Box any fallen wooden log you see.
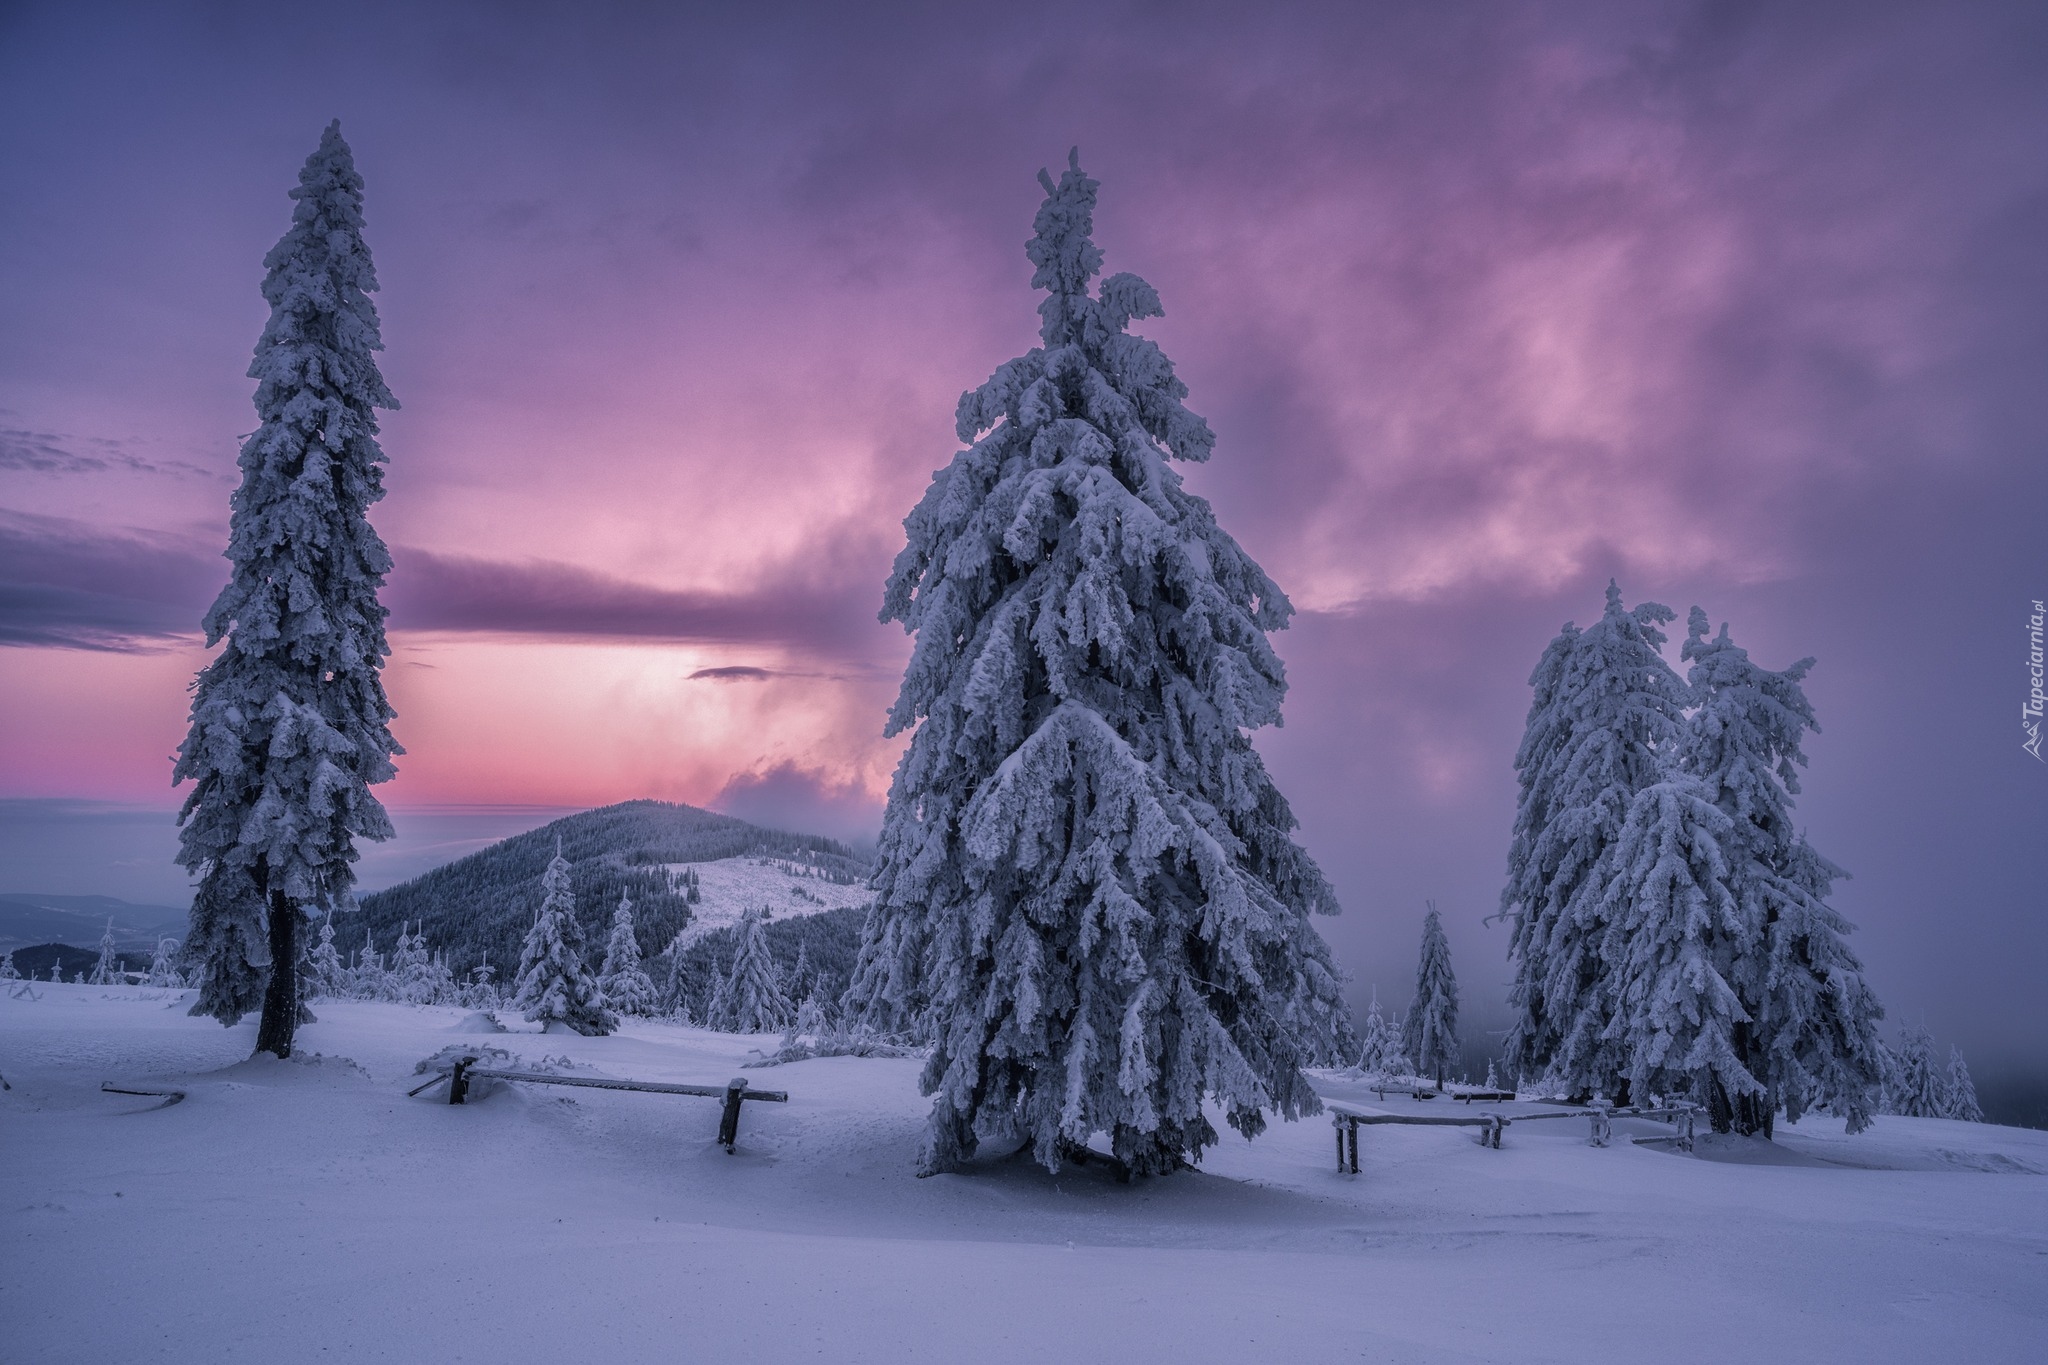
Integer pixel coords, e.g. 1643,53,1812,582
101,1082,186,1111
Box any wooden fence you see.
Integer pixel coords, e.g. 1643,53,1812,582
1330,1101,1701,1172
421,1056,789,1153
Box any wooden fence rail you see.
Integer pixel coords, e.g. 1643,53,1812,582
1329,1109,1509,1173
1330,1101,1701,1171
429,1056,789,1154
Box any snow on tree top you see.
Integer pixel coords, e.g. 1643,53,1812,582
661,856,874,952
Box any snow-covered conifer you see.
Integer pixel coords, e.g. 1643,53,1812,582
182,864,268,1022
597,892,659,1017
0,950,18,982
462,954,500,1011
1400,905,1461,1086
148,938,184,989
1888,1025,1946,1117
1354,997,1405,1076
708,909,791,1034
353,935,387,999
89,919,121,986
1590,774,1760,1113
658,929,694,1018
1501,583,1684,1101
844,152,1349,1177
388,923,429,1002
171,122,401,1056
1678,610,1885,1134
1943,1046,1983,1123
511,844,613,1035
306,914,347,998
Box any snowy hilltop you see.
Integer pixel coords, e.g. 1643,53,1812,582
354,800,868,981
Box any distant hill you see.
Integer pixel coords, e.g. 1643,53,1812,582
353,800,873,983
0,893,188,953
6,942,149,982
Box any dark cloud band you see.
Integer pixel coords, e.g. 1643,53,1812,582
0,513,885,655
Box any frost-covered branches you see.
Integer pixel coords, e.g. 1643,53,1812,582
1502,588,1887,1133
511,844,614,1036
845,152,1350,1177
1503,583,1684,1099
1401,906,1461,1086
598,892,659,1018
171,122,401,1057
706,909,793,1033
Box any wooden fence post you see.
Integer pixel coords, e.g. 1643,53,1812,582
448,1056,474,1105
717,1077,747,1153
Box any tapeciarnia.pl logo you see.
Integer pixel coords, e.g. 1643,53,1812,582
2027,598,2045,761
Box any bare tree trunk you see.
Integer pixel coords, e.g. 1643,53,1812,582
254,886,300,1058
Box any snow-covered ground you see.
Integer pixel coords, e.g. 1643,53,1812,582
660,855,872,948
4,985,2044,1363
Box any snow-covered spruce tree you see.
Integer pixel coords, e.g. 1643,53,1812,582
148,938,183,989
306,913,348,999
844,153,1350,1177
788,942,812,1001
511,844,614,1036
1678,610,1885,1134
1586,773,1758,1112
1400,904,1461,1086
462,955,500,1012
1943,1046,1983,1123
1500,583,1684,1103
0,950,18,982
171,122,401,1057
89,919,121,986
353,935,387,999
708,909,792,1033
1888,1025,1946,1117
1354,997,1405,1077
658,929,695,1020
389,922,430,1003
598,892,659,1018
181,863,268,1022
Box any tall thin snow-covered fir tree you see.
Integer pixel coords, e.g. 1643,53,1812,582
1677,610,1885,1135
171,122,401,1057
511,844,614,1036
708,909,793,1034
1500,583,1684,1102
1400,906,1462,1086
598,892,659,1017
1,950,18,983
843,152,1351,1177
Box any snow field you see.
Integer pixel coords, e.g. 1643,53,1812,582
660,855,873,949
4,986,2046,1363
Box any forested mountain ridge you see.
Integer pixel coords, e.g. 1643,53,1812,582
354,800,871,983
